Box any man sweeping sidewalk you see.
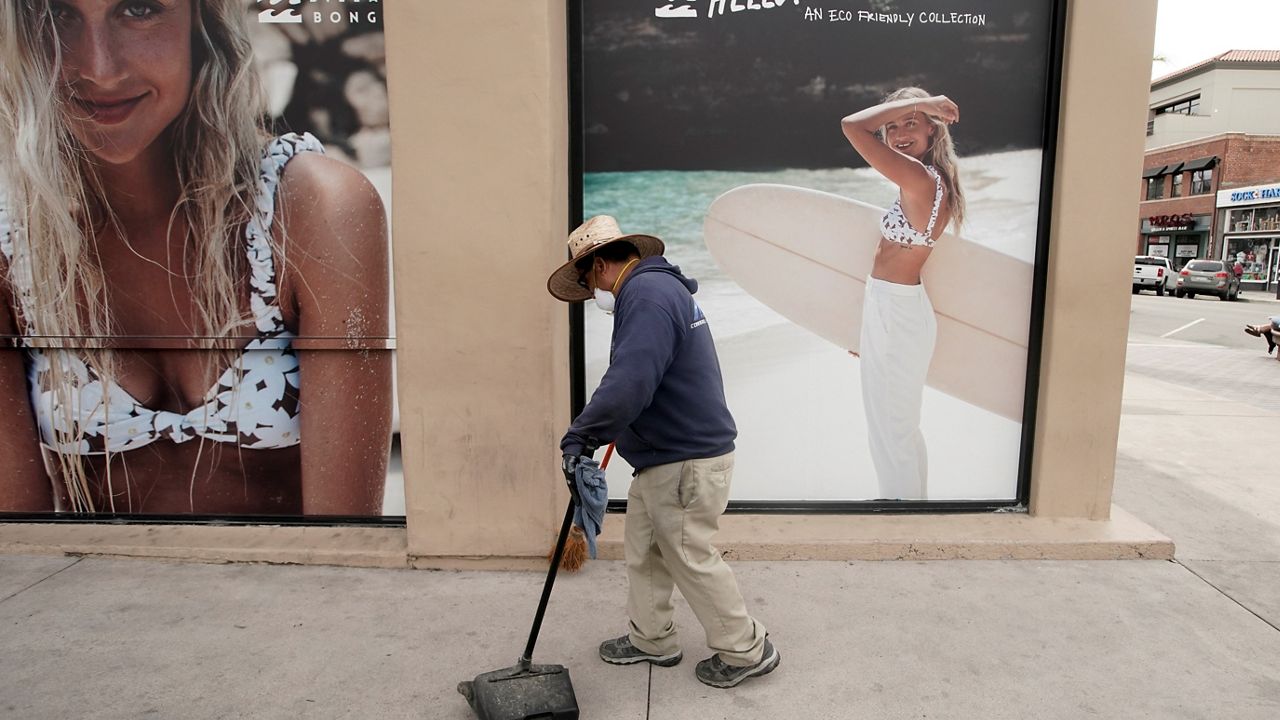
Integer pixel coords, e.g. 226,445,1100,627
547,215,780,689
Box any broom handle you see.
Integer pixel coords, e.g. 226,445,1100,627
520,499,575,669
521,443,614,668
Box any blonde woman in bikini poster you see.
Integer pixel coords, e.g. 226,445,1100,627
0,1,395,516
841,89,964,500
577,0,1058,503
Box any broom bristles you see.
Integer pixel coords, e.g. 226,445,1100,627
552,443,611,572
552,524,589,572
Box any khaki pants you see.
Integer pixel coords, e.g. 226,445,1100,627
624,451,767,666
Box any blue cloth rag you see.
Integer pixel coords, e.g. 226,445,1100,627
572,457,608,559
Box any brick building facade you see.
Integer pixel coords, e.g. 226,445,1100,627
1139,134,1280,289
1138,136,1224,269
1140,51,1280,291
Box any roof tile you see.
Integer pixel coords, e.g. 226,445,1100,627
1153,49,1280,85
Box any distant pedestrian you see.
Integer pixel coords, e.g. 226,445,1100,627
1244,317,1280,359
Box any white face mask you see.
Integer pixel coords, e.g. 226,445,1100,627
594,287,616,314
590,256,637,315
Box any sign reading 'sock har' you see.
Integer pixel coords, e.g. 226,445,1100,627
577,0,1065,506
1220,185,1280,207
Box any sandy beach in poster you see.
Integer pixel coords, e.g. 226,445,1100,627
584,149,1042,502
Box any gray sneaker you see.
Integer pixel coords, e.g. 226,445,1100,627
695,638,780,688
598,635,683,667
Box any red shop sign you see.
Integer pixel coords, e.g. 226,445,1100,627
1149,213,1195,231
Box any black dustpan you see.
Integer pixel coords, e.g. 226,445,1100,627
458,496,582,719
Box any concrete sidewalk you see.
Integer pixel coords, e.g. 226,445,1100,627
3,360,1280,719
2,553,1278,719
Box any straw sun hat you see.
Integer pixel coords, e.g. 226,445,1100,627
547,215,665,302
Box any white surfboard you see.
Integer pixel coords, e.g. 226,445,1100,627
703,183,1033,422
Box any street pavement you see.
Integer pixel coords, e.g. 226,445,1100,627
1128,287,1280,350
2,294,1280,718
1128,291,1280,414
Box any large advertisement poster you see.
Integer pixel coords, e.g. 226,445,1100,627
0,1,401,517
578,0,1061,503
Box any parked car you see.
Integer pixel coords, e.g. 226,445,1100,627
1133,255,1175,296
1175,259,1240,300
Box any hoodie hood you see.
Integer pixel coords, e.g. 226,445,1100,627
559,252,735,468
624,256,698,295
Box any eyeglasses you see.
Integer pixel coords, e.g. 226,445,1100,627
575,264,591,290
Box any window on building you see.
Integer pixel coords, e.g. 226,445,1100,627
1171,173,1183,198
1154,95,1201,117
1192,168,1213,194
1146,176,1164,200
1257,207,1280,232
1226,237,1270,282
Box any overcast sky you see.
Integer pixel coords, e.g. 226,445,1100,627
1153,0,1280,79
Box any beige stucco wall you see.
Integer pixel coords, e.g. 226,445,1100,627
385,0,572,559
1029,0,1158,520
0,0,1169,566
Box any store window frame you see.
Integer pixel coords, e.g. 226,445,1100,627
1231,206,1280,233
1232,208,1253,233
568,0,1069,514
1225,236,1274,284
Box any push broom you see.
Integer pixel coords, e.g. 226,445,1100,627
457,442,609,719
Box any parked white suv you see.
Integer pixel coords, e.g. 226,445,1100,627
1133,255,1174,297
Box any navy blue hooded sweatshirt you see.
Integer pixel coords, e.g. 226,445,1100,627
561,256,737,469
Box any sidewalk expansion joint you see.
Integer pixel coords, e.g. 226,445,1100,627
1176,559,1280,635
646,664,653,720
0,556,84,606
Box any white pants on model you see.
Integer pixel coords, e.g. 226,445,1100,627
860,277,937,500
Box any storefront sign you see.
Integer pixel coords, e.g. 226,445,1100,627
1148,213,1194,231
1218,183,1280,208
1176,244,1198,258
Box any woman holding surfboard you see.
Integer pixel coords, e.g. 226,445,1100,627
841,88,966,500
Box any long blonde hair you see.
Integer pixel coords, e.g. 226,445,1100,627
0,0,269,511
882,86,966,230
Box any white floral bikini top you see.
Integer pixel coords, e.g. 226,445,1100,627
880,165,944,248
0,133,322,456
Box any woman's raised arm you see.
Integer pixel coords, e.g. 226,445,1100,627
841,95,958,197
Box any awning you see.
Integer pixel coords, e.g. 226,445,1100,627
1181,156,1218,172
1142,165,1167,178
1164,162,1184,174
